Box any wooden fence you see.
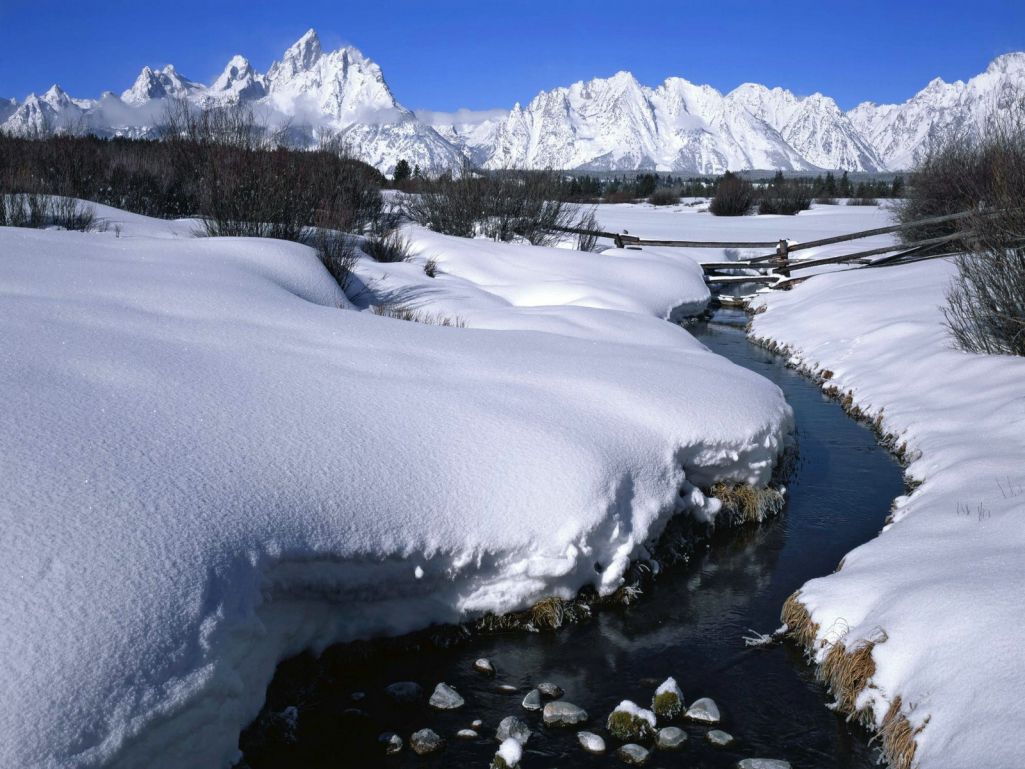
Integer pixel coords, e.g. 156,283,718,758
550,210,990,291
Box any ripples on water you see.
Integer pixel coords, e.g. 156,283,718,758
239,313,905,769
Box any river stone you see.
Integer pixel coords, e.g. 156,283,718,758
652,676,685,719
472,719,484,729
496,715,531,744
384,681,422,703
350,691,366,702
497,684,518,694
616,743,650,765
708,729,735,746
522,688,542,711
685,696,721,724
606,701,657,742
491,738,523,769
429,682,465,710
656,726,688,749
410,728,445,755
543,701,589,727
474,658,496,677
537,681,564,699
577,731,606,754
456,728,479,739
737,761,791,769
378,732,403,755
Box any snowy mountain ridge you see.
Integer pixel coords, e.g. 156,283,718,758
2,30,1023,174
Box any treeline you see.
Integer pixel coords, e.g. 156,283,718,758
403,163,597,250
707,170,905,216
1,103,386,287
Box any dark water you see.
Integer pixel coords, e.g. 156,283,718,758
239,312,905,769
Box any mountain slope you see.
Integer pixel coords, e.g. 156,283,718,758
2,37,1023,173
849,52,1025,169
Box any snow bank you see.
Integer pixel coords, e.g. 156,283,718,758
350,224,711,344
751,259,1025,769
0,210,790,769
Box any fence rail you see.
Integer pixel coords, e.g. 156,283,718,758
546,208,992,292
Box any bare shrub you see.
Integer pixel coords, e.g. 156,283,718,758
647,188,680,206
0,193,94,231
896,122,996,242
363,229,412,263
709,172,755,216
49,197,96,231
574,209,599,252
758,175,812,215
815,196,839,205
404,164,595,247
372,302,465,327
314,232,360,293
846,197,878,206
930,104,1025,355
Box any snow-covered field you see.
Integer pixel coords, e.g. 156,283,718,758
750,259,1025,769
0,205,792,768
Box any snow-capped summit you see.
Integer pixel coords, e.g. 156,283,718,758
121,65,200,105
269,28,323,80
849,52,1025,169
2,41,1022,173
266,33,398,121
208,55,267,102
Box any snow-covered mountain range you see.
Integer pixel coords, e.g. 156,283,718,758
3,30,1023,175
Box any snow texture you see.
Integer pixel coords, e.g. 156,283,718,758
0,203,790,768
752,256,1025,769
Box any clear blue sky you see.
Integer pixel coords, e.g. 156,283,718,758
1,0,1023,110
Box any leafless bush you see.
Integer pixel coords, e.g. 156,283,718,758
897,125,995,242
49,197,96,230
314,231,360,293
363,229,412,263
846,197,878,206
709,172,755,216
758,176,812,215
815,196,839,205
404,164,595,247
575,209,599,252
0,193,94,230
372,302,466,327
935,103,1025,355
648,188,680,206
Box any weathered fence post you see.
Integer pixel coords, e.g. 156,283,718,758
777,239,790,278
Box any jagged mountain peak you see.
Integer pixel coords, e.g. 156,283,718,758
987,51,1025,74
3,43,1022,175
269,28,324,79
209,55,266,101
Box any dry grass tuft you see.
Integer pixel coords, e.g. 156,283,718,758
530,597,566,629
372,303,466,327
711,482,785,525
781,591,819,650
820,636,880,718
880,697,922,769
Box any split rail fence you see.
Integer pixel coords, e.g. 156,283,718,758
548,209,988,296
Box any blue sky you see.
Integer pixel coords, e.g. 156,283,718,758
1,0,1023,110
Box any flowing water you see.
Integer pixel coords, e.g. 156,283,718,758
239,311,905,769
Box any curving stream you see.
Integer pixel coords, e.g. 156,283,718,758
238,311,905,768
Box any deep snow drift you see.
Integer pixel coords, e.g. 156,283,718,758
0,207,792,768
751,259,1025,769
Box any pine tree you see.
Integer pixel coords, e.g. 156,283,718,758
393,159,411,184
